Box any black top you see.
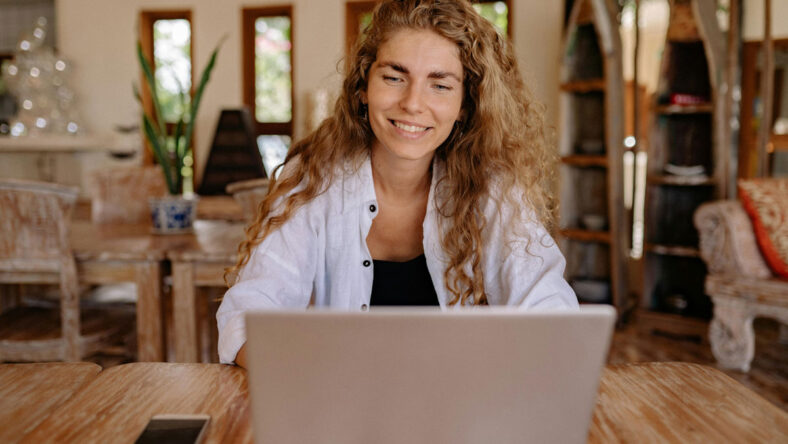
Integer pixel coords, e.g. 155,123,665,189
370,254,439,306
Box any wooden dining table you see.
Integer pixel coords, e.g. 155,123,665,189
0,362,101,443
167,220,244,362
70,219,244,362
9,361,788,443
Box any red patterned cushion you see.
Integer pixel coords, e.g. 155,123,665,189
738,178,788,278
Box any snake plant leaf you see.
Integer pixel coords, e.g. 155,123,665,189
132,83,142,104
143,114,176,194
172,76,188,165
183,39,223,156
136,37,222,195
136,42,167,137
173,118,185,193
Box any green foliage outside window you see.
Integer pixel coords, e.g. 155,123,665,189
473,1,508,36
255,16,292,123
356,2,507,43
359,12,373,35
153,19,191,123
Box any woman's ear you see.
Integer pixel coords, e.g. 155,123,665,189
360,90,368,105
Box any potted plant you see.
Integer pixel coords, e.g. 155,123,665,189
134,40,221,233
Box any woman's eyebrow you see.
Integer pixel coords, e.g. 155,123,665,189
428,71,461,82
378,61,408,74
377,61,461,82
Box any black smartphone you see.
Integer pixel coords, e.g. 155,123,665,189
134,414,211,444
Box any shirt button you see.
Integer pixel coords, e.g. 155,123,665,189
369,204,376,213
361,304,368,311
362,260,371,267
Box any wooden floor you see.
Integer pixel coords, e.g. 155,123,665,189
84,315,788,412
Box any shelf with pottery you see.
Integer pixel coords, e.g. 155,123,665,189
654,103,714,115
644,243,700,258
637,0,726,333
646,173,716,186
557,0,626,310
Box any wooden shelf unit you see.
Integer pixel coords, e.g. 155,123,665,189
655,103,714,114
646,174,715,186
557,0,627,311
644,243,701,258
639,0,726,330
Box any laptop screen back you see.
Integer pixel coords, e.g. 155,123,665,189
246,306,615,444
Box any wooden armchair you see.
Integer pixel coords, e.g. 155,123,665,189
0,180,121,361
694,200,788,372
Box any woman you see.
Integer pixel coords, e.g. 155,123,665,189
218,0,578,367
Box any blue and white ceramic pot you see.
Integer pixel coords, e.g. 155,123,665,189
148,195,198,234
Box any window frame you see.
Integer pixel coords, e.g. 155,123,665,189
344,0,513,55
345,1,378,55
242,5,295,138
139,9,195,165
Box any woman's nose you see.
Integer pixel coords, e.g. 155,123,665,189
399,84,425,114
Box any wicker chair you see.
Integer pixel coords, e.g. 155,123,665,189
694,200,788,372
0,179,122,361
88,166,167,224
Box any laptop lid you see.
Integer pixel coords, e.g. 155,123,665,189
246,305,615,444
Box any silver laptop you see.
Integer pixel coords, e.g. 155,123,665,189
245,305,615,444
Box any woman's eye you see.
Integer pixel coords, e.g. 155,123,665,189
383,75,401,83
434,84,452,91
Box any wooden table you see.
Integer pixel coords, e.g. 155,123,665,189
16,362,788,443
168,220,244,362
72,222,179,361
589,362,788,442
71,220,243,363
19,363,250,443
0,362,101,443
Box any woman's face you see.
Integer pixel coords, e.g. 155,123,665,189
363,28,464,165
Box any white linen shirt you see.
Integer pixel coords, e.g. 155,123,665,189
217,156,578,363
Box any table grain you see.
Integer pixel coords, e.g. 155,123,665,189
0,363,101,443
16,362,788,443
20,363,250,444
589,362,788,443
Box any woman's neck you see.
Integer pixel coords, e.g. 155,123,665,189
370,146,433,203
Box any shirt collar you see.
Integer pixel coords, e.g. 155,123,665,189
340,153,444,215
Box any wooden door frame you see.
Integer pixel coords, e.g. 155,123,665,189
139,10,195,166
241,5,295,138
738,38,788,178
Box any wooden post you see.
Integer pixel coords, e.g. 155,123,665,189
724,0,740,195
757,0,774,177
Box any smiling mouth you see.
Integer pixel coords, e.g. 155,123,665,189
391,120,430,133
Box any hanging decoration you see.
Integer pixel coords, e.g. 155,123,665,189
0,17,82,137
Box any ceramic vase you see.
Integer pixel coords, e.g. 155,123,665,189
148,195,198,234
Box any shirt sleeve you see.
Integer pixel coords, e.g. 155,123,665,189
482,192,579,310
216,203,318,364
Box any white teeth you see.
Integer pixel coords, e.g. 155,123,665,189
393,121,427,133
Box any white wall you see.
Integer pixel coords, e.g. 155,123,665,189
54,0,563,184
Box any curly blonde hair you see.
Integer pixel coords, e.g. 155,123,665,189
227,0,557,306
